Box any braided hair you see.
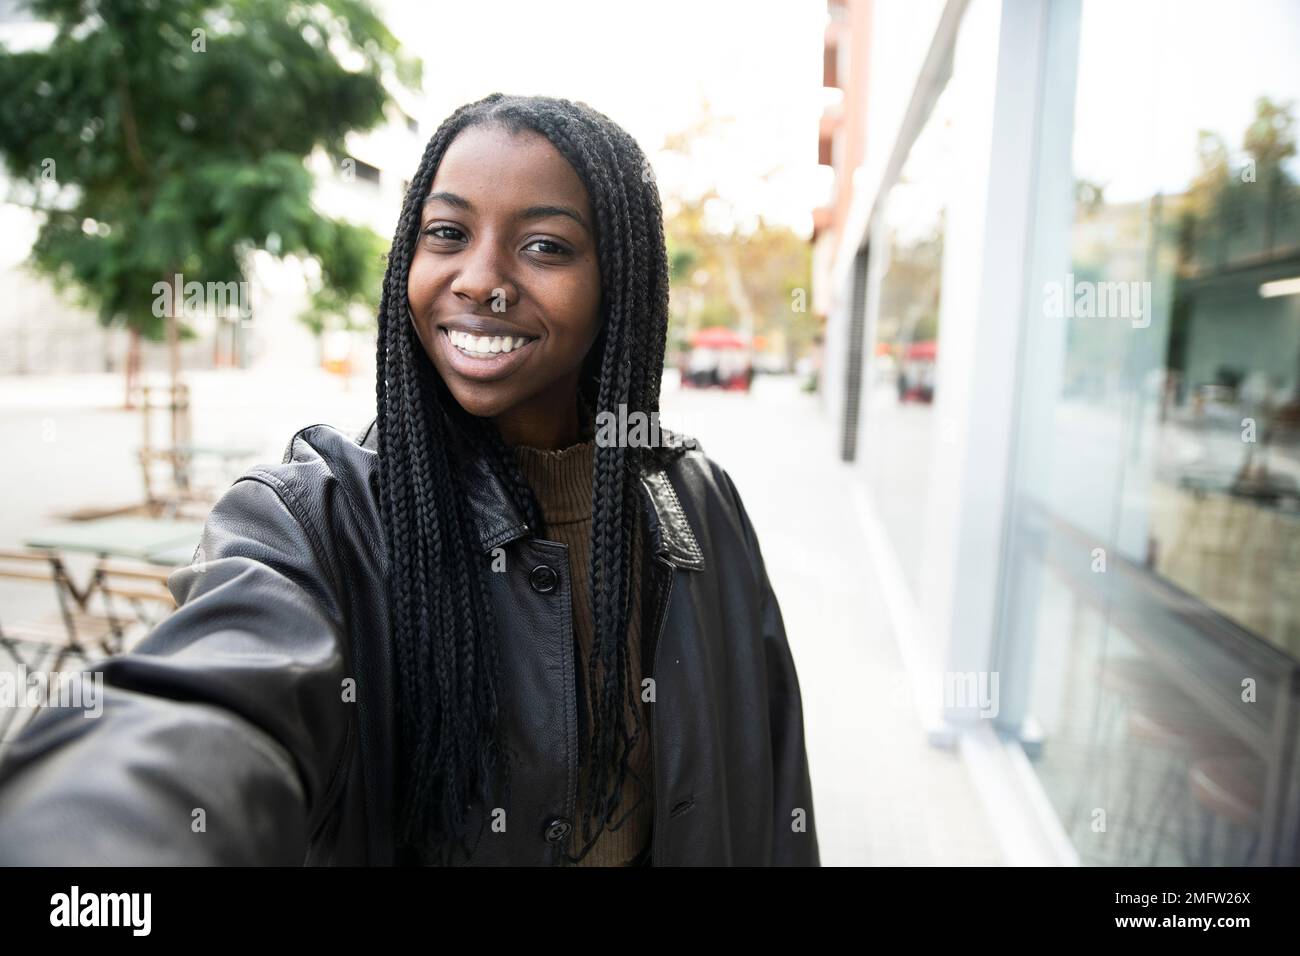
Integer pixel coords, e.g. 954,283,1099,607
375,92,683,864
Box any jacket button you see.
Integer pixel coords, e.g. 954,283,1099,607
544,818,571,844
530,564,559,594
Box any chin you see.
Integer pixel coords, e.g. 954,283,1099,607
438,379,518,420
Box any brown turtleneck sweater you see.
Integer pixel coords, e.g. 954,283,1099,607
510,437,652,867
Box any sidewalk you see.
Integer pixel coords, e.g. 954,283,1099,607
661,373,1005,865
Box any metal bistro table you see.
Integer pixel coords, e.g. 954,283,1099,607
24,516,205,566
141,540,206,568
11,516,205,665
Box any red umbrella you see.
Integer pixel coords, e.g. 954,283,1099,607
690,326,748,349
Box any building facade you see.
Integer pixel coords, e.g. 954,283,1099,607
816,0,1300,865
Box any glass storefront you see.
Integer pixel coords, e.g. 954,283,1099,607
864,84,955,601
1000,0,1300,864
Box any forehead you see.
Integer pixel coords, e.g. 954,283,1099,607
430,124,591,213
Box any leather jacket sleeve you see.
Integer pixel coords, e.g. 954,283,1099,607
0,471,353,865
716,466,821,866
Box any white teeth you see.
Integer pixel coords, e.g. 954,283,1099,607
448,329,532,355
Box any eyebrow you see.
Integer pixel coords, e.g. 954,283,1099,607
423,191,589,232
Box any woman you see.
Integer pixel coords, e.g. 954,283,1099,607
0,93,819,867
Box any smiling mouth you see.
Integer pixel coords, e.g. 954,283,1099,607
444,328,538,356
437,326,539,382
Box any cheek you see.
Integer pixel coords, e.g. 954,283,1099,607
543,270,602,352
407,255,438,310
403,264,439,359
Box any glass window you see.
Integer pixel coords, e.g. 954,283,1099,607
1002,0,1300,865
864,84,955,602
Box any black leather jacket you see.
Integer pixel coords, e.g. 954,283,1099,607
0,418,819,866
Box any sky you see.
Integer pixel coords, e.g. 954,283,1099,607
1072,0,1300,201
376,0,833,236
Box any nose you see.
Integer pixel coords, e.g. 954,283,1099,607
450,238,518,312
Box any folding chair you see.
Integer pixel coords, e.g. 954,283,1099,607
83,559,179,655
0,547,114,742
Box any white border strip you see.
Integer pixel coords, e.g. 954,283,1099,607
961,722,1082,866
851,469,1079,865
850,479,945,739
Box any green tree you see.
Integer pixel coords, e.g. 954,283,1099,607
1177,97,1297,270
653,100,818,366
0,0,418,405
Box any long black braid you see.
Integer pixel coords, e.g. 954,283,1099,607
375,93,683,864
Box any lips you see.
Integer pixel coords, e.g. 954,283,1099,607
439,314,537,339
436,325,539,382
446,328,535,355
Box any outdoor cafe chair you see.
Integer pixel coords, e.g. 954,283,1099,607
0,547,111,666
83,558,178,655
0,547,116,743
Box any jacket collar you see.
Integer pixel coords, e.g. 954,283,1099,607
358,417,704,572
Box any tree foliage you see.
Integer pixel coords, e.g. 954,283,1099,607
0,0,418,339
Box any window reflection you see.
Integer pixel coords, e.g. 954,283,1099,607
1012,0,1300,866
864,86,953,603
1153,95,1300,652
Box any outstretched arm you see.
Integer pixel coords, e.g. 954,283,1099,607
0,473,354,865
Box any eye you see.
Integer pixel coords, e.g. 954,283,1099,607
525,238,571,256
422,224,465,242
